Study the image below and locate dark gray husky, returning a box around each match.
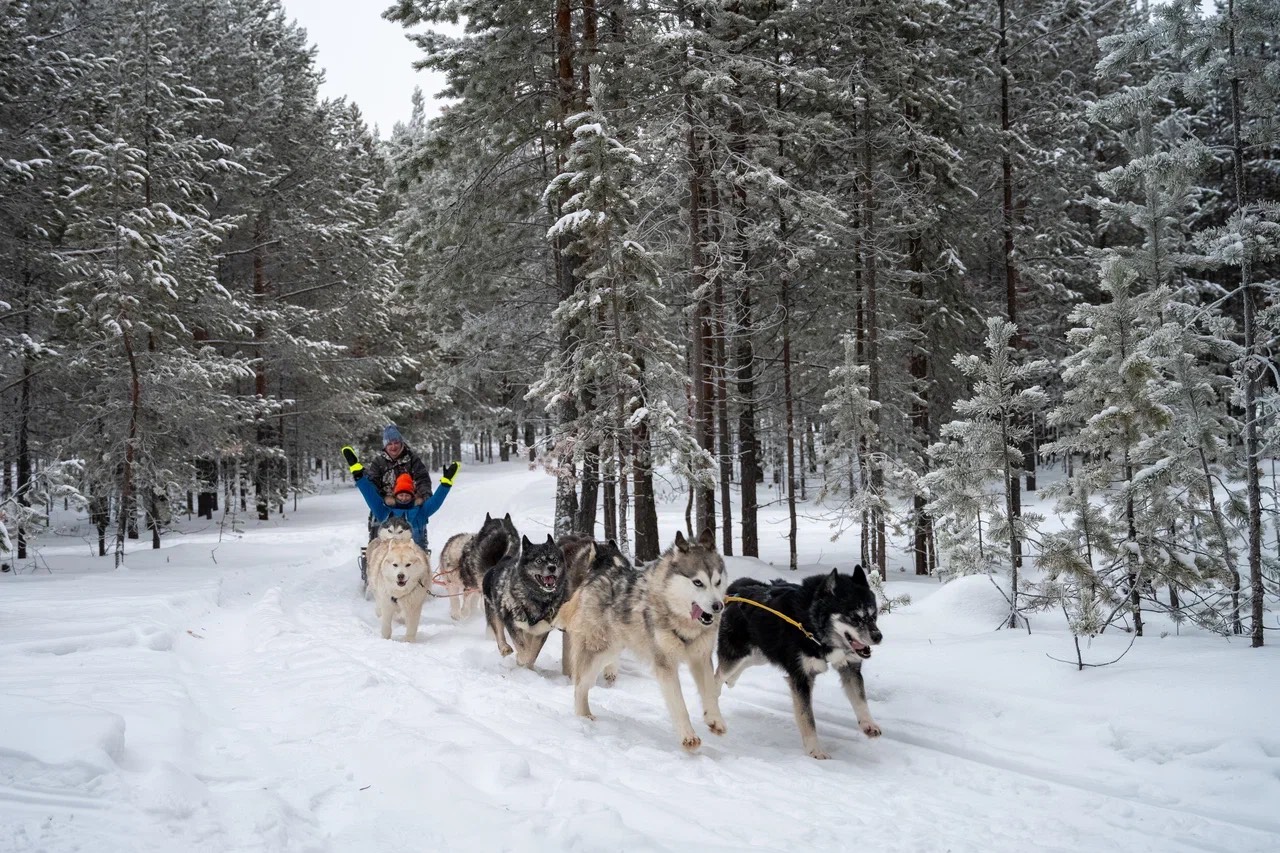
[482,533,568,669]
[438,512,520,621]
[716,566,883,759]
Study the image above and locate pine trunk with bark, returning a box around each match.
[1226,0,1263,648]
[998,0,1025,561]
[782,275,798,572]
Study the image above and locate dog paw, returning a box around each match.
[681,735,702,752]
[705,717,727,736]
[498,644,514,657]
[861,720,883,738]
[808,749,831,760]
[603,670,618,687]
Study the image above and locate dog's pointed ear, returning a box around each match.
[824,568,840,595]
[607,538,618,549]
[852,564,869,587]
[521,534,532,550]
[674,531,689,553]
[504,512,513,524]
[546,533,555,546]
[697,528,715,550]
[485,512,492,523]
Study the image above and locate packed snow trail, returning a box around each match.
[3,462,1278,852]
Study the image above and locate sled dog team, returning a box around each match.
[347,445,883,759]
[368,513,884,759]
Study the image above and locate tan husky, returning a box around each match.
[367,537,432,642]
[556,530,727,752]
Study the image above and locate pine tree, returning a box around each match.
[924,317,1048,626]
[534,77,698,558]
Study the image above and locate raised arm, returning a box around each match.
[417,462,459,519]
[342,445,391,522]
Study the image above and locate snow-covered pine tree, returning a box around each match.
[50,0,238,560]
[819,334,881,556]
[0,0,114,559]
[387,0,584,530]
[1044,259,1240,636]
[1086,16,1247,633]
[924,317,1048,627]
[1107,0,1280,645]
[533,77,698,558]
[1183,0,1280,648]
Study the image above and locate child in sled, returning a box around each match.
[343,446,459,583]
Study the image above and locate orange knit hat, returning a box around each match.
[393,473,415,497]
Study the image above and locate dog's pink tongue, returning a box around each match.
[691,602,705,621]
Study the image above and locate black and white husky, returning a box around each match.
[716,566,883,759]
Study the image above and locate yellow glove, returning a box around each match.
[440,461,460,486]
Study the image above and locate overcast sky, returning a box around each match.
[278,0,450,136]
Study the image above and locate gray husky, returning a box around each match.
[716,566,883,759]
[439,512,520,620]
[482,533,567,669]
[556,535,633,678]
[555,530,727,752]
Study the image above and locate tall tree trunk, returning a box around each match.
[714,267,734,556]
[1124,456,1144,637]
[577,445,600,536]
[736,281,759,557]
[602,445,618,543]
[998,0,1026,558]
[1226,0,1263,647]
[1002,417,1020,628]
[16,356,31,560]
[798,407,807,502]
[617,438,630,553]
[687,119,716,542]
[862,91,886,579]
[908,230,932,576]
[252,216,274,522]
[551,0,580,538]
[118,328,142,567]
[727,106,759,556]
[782,275,798,572]
[148,490,161,550]
[632,399,660,562]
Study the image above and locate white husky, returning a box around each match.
[366,530,432,642]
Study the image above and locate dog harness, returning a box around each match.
[724,594,822,646]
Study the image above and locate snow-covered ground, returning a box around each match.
[3,461,1278,852]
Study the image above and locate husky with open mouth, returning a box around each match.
[555,530,727,752]
[481,534,567,669]
[716,566,883,759]
[366,535,432,643]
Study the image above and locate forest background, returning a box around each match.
[1,0,1277,647]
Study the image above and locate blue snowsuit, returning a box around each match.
[356,476,451,551]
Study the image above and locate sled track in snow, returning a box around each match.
[720,685,1280,842]
[261,558,1280,851]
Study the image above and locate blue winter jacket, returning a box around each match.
[356,476,451,550]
